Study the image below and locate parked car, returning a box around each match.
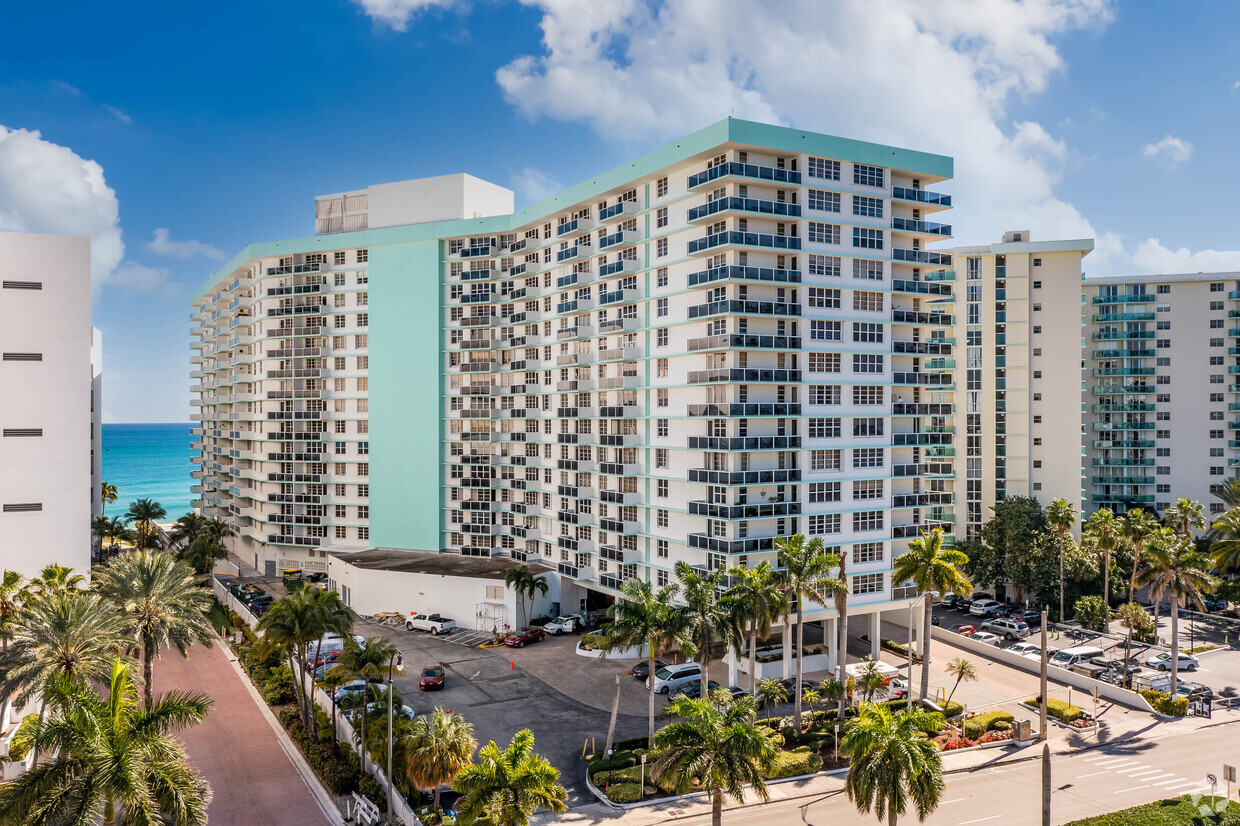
[1006,609,1042,628]
[346,703,415,723]
[1050,645,1106,669]
[544,615,585,636]
[948,624,977,636]
[780,678,816,699]
[970,599,1005,619]
[887,677,910,700]
[648,662,702,694]
[406,613,456,635]
[672,679,720,699]
[954,595,977,612]
[1145,651,1199,672]
[1202,594,1228,613]
[504,627,546,648]
[630,659,669,680]
[1176,682,1214,702]
[419,664,445,691]
[314,633,366,657]
[335,680,371,702]
[970,631,1002,647]
[939,593,961,610]
[1008,642,1043,662]
[724,686,749,700]
[307,649,345,673]
[981,618,1030,640]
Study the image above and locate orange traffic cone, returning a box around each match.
[511,661,515,670]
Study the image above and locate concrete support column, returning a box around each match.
[726,650,738,687]
[826,617,838,672]
[781,628,792,680]
[869,612,881,659]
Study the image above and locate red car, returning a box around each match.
[504,627,546,648]
[419,664,445,691]
[949,624,977,637]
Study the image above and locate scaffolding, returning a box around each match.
[476,601,505,634]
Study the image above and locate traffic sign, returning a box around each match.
[1092,685,1100,701]
[1207,773,1218,786]
[1225,764,1237,784]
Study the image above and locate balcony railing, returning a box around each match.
[687,162,801,188]
[687,265,801,287]
[687,333,801,351]
[688,231,802,254]
[891,186,951,206]
[688,299,801,319]
[687,368,801,384]
[687,196,802,221]
[891,217,951,235]
[892,249,952,265]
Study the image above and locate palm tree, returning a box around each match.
[93,517,135,557]
[1165,498,1205,545]
[179,535,228,577]
[1209,507,1240,573]
[754,677,787,719]
[840,703,945,825]
[1045,497,1077,622]
[1210,478,1240,514]
[167,512,208,549]
[891,528,972,701]
[100,480,118,509]
[27,563,85,602]
[336,636,397,773]
[599,576,693,740]
[854,658,890,703]
[1136,534,1217,696]
[302,588,353,728]
[1121,508,1159,602]
[125,498,168,550]
[1115,602,1148,687]
[774,534,839,725]
[93,549,213,709]
[1083,508,1120,607]
[675,561,734,699]
[405,708,477,815]
[942,658,978,708]
[0,570,28,649]
[0,658,212,826]
[503,564,550,627]
[818,677,847,714]
[651,694,778,826]
[724,561,786,693]
[453,729,567,826]
[317,667,351,749]
[257,590,321,729]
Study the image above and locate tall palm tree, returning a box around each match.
[1045,497,1077,622]
[675,561,733,699]
[317,666,351,750]
[754,677,788,720]
[0,570,28,649]
[203,516,237,544]
[1136,534,1217,696]
[651,694,778,826]
[303,588,353,728]
[0,658,212,826]
[93,549,213,709]
[453,729,567,826]
[336,636,397,773]
[942,658,978,708]
[503,564,549,627]
[774,534,839,724]
[840,703,945,826]
[599,576,693,740]
[167,512,208,549]
[26,563,85,603]
[1115,602,1148,687]
[1121,508,1159,602]
[1209,507,1240,573]
[260,591,326,731]
[100,480,119,509]
[405,708,477,815]
[724,561,786,693]
[124,498,167,550]
[1083,508,1120,607]
[179,535,228,577]
[1210,478,1240,514]
[892,528,972,701]
[1164,498,1205,547]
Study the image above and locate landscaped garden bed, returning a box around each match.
[1063,794,1240,824]
[1022,697,1098,730]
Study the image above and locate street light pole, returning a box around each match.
[1040,608,1049,742]
[387,651,403,818]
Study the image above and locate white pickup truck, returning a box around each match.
[406,612,456,635]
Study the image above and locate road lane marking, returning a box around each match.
[1125,770,1169,779]
[1113,765,1154,774]
[1152,777,1191,786]
[1075,770,1112,779]
[1114,784,1157,794]
[942,798,968,805]
[1083,755,1115,762]
[1096,760,1141,769]
[958,817,1002,825]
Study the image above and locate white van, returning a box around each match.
[313,633,365,656]
[647,662,702,694]
[1049,645,1106,669]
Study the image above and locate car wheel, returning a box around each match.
[518,641,524,648]
[1188,664,1197,672]
[406,623,414,631]
[659,686,669,695]
[432,628,440,636]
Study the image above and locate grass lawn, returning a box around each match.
[1065,795,1240,825]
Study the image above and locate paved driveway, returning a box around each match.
[153,638,335,826]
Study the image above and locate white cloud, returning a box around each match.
[147,227,223,260]
[1141,135,1193,168]
[491,0,1240,277]
[351,0,463,30]
[1232,80,1240,93]
[1127,239,1240,275]
[103,104,133,125]
[510,167,563,204]
[102,260,175,294]
[0,125,123,279]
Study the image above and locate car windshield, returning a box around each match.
[1050,651,1073,663]
[654,667,674,679]
[1013,622,1028,630]
[423,669,443,677]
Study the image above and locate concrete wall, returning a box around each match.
[364,174,513,229]
[930,626,1155,713]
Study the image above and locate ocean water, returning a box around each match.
[102,423,200,520]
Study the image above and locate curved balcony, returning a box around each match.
[687,196,802,222]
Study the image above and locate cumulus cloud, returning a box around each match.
[0,125,123,279]
[351,0,463,30]
[490,0,1236,276]
[511,167,563,204]
[147,228,224,260]
[1141,135,1193,168]
[103,260,176,294]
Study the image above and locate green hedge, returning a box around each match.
[1140,690,1188,718]
[588,751,637,776]
[1023,697,1083,723]
[262,664,295,705]
[963,710,1015,740]
[767,747,823,779]
[1062,795,1240,824]
[594,766,644,786]
[579,633,606,650]
[277,708,361,796]
[604,783,643,804]
[613,735,650,752]
[941,700,964,719]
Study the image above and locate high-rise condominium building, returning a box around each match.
[191,119,956,643]
[0,231,99,579]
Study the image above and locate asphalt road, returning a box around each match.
[674,719,1240,826]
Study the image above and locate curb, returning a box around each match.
[215,637,346,826]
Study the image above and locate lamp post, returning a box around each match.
[906,591,925,712]
[387,651,404,818]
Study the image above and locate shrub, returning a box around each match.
[1023,697,1083,723]
[1073,595,1109,633]
[979,730,1013,744]
[262,664,295,705]
[359,774,386,811]
[605,783,643,804]
[963,710,1015,740]
[613,735,649,752]
[588,751,637,776]
[992,719,1011,731]
[941,700,964,719]
[593,766,644,786]
[529,615,552,626]
[805,738,829,754]
[767,747,823,779]
[1140,689,1188,718]
[578,633,607,650]
[941,736,975,751]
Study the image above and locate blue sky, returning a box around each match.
[1,0,1237,422]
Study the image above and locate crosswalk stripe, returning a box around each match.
[1152,777,1191,786]
[1131,772,1175,781]
[1113,766,1154,774]
[1097,759,1141,768]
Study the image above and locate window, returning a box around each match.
[853,291,883,312]
[1211,319,1225,329]
[810,320,842,341]
[657,479,668,497]
[852,227,883,249]
[1033,258,1042,267]
[656,207,668,228]
[809,482,841,503]
[657,328,668,347]
[852,195,882,217]
[357,249,368,263]
[808,157,841,180]
[852,354,884,374]
[809,222,841,244]
[809,352,841,373]
[853,386,883,405]
[854,542,882,563]
[852,448,883,468]
[334,251,346,265]
[853,417,883,437]
[810,450,841,471]
[853,511,883,532]
[657,540,669,558]
[1157,284,1170,294]
[1212,338,1225,347]
[808,190,841,212]
[652,237,668,258]
[852,259,883,280]
[852,322,884,343]
[1212,282,1225,292]
[656,176,668,197]
[852,573,884,595]
[657,388,669,407]
[657,267,669,287]
[657,298,668,317]
[1033,326,1042,334]
[853,164,884,187]
[809,287,841,308]
[809,418,841,438]
[655,449,668,468]
[853,480,883,500]
[810,385,841,405]
[809,514,841,535]
[657,418,669,437]
[808,255,842,277]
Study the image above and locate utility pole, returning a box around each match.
[1042,741,1052,826]
[1040,608,1048,742]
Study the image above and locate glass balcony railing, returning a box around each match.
[891,217,952,235]
[687,231,802,254]
[687,299,802,318]
[687,162,801,189]
[687,196,802,221]
[687,265,801,287]
[1091,312,1155,323]
[892,186,951,206]
[893,249,952,265]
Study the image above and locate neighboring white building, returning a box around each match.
[0,231,96,580]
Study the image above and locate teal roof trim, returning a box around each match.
[989,239,1095,255]
[193,118,954,302]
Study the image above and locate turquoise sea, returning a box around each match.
[102,423,199,520]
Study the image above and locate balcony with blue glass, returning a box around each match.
[687,231,802,255]
[892,278,952,297]
[686,333,801,351]
[598,258,640,278]
[891,217,952,236]
[687,264,801,288]
[687,162,801,189]
[598,200,639,223]
[1091,475,1154,485]
[688,500,802,520]
[1090,384,1155,394]
[1092,420,1155,431]
[891,186,951,207]
[1091,366,1155,377]
[687,298,801,319]
[599,229,640,249]
[1092,293,1154,305]
[687,196,802,222]
[893,249,952,265]
[1091,311,1155,323]
[1092,348,1155,359]
[892,309,954,326]
[555,217,595,238]
[1092,329,1155,341]
[687,367,802,384]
